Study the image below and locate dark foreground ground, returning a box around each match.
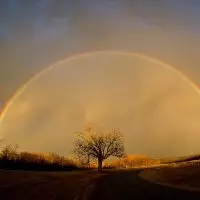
[89,170,200,200]
[1,169,200,200]
[0,169,101,200]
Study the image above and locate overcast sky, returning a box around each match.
[0,0,200,110]
[2,52,200,157]
[0,1,200,157]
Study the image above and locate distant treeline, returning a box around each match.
[0,145,78,171]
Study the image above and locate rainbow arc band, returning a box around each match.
[0,50,199,127]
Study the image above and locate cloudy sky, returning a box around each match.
[0,1,200,157]
[1,0,200,110]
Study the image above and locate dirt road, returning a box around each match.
[1,169,200,200]
[89,170,200,200]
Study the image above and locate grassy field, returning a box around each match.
[1,150,200,200]
[1,163,200,200]
[139,161,200,191]
[0,169,103,200]
[160,154,200,164]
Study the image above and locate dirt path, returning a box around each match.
[89,170,200,200]
[1,169,200,200]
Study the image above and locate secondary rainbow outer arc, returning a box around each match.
[0,50,200,128]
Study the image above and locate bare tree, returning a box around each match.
[0,144,18,160]
[74,127,125,171]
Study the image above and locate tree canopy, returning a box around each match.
[74,127,125,171]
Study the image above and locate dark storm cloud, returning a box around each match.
[0,1,199,108]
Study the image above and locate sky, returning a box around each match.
[1,52,200,157]
[0,0,200,157]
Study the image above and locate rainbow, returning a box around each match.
[0,50,199,127]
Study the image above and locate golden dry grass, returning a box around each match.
[104,154,160,168]
[139,161,200,191]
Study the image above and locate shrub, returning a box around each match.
[0,145,78,171]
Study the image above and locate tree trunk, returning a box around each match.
[98,157,103,172]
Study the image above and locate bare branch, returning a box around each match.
[73,127,125,171]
